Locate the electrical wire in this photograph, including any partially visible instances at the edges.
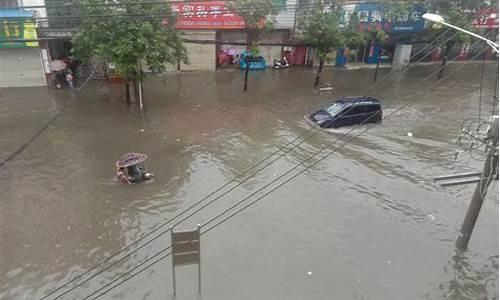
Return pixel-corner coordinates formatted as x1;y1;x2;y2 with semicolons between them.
7;0;379;11
71;32;493;300
11;0;429;29
0;107;66;168
80;41;492;300
199;41;493;232
19;1;339;22
37;7;474;298
40;16;473;300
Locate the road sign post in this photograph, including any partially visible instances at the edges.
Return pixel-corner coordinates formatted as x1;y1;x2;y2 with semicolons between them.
171;225;201;297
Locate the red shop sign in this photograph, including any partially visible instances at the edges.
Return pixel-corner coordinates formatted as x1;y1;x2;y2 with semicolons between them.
473;8;499;29
171;1;245;29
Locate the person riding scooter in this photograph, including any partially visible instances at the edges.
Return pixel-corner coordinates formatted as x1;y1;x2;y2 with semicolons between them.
273;57;290;69
115;153;154;184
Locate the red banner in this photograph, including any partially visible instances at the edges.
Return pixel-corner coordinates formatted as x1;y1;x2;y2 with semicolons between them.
473;8;499;29
171;1;245;29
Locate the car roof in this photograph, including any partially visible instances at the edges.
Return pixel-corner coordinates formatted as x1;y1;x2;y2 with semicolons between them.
334;96;380;105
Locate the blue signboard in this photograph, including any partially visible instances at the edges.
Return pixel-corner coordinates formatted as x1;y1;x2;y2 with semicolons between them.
351;3;425;33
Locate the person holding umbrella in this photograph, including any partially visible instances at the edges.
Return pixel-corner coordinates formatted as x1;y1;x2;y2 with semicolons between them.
49;59;67;89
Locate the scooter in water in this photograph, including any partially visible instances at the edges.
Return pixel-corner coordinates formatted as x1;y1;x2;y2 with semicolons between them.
116;152;154;184
273;57;290;69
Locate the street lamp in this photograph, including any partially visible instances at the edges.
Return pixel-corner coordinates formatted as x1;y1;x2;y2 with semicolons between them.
423;13;500;250
423;13;499;53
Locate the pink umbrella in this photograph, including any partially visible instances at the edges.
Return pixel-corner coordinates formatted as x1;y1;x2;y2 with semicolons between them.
49;60;67;72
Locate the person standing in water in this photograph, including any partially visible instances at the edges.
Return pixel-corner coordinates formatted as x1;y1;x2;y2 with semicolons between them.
117;167;131;184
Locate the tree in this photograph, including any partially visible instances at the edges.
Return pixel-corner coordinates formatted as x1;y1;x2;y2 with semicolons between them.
341;13;367;63
422;0;491;78
228;0;281;53
299;0;344;87
72;0;187;104
340;13;383;63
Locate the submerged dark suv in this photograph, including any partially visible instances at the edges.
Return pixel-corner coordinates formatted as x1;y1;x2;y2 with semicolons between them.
308;96;382;129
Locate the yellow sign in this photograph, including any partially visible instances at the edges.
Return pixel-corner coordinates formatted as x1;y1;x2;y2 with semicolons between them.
1;20;38;48
23;22;38;47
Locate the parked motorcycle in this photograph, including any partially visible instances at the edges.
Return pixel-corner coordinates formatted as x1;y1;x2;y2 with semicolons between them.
273;57;290;69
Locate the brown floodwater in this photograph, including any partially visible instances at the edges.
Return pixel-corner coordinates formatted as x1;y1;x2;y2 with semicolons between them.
0;64;498;300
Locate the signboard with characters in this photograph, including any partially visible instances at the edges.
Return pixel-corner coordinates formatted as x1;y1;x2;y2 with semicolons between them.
171;1;245;29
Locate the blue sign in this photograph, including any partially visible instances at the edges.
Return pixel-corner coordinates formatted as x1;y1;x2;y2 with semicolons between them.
351;3;425;33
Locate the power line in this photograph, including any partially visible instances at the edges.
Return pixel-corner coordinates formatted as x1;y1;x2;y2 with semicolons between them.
5;0;380;10
14;0;430;25
80;40;492;300
0;107;66;168
80;28;490;299
40;18;470;300
40;11;474;299
29;5;328;27
199;40;492;233
56;24;486;300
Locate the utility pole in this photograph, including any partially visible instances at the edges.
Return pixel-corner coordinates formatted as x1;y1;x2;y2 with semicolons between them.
456;116;499;250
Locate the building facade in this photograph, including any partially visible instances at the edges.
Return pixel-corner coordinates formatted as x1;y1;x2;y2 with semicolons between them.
0;2;46;87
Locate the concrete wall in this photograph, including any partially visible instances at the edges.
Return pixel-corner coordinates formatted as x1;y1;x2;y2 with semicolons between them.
392;44;413;69
0;48;46;87
22;0;47;19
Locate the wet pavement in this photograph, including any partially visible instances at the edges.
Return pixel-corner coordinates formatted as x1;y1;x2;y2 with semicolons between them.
0;64;498;300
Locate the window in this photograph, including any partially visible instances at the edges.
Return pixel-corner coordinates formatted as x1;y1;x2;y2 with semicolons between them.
345;105;364;115
0;0;17;7
361;104;380;113
325;103;346;116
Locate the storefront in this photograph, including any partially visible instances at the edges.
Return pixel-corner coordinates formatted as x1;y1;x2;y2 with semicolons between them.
172;1;245;71
216;29;290;68
0;9;46;87
339;3;425;65
173;1;297;70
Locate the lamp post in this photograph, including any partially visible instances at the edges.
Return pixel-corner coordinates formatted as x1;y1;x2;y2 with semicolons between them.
422;13;499;53
423;14;499;250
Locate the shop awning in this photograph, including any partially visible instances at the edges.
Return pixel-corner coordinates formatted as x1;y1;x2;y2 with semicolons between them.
0;8;34;18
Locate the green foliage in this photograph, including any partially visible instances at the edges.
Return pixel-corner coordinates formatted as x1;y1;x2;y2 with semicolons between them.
298;0;344;61
229;0;280;29
422;0;495;43
342;13;367;48
250;43;260;56
72;0;187;81
228;0;281;50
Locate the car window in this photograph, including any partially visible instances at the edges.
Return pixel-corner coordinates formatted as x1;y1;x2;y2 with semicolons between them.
345;105;364;115
362;104;380;113
325;103;346;116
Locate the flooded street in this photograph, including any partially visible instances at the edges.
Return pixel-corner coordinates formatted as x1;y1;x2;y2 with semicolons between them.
0;64;498;300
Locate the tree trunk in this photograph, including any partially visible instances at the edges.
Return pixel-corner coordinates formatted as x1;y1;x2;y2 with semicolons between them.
125;82;131;104
138;80;144;110
246;30;253;51
438;41;453;79
373;55;381;83
314;58;325;87
132;79;138;103
362;45;367;63
246;29;260;52
244;56;250;92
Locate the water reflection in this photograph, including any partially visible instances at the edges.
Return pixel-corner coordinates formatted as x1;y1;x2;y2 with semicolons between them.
0;64;497;299
436;250;498;300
